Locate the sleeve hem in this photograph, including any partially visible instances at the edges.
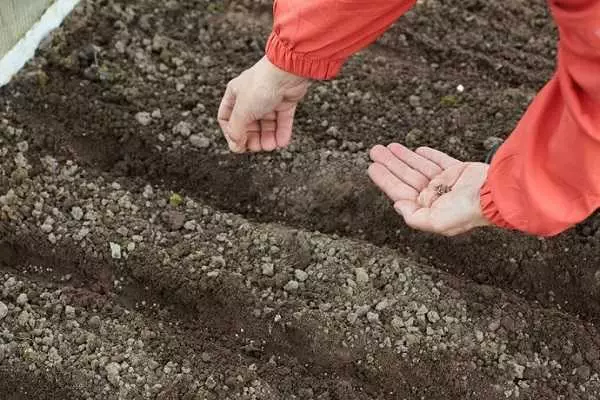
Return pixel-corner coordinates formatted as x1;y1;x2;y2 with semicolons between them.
480;180;515;230
265;32;345;80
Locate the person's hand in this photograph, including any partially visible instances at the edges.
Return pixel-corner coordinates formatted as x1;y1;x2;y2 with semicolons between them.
368;143;491;236
218;57;310;153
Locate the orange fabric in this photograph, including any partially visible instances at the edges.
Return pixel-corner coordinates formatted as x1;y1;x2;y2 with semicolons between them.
481;0;600;236
266;0;416;79
265;0;600;236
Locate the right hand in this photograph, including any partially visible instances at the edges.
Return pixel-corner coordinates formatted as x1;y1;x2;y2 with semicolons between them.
368;144;491;236
218;57;310;153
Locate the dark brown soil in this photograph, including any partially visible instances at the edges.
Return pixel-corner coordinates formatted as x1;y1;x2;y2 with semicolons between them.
1;0;600;399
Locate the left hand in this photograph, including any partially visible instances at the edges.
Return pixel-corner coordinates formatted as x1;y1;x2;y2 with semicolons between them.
368;143;491;236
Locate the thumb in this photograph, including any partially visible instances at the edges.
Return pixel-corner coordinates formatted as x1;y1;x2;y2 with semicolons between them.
227;102;253;153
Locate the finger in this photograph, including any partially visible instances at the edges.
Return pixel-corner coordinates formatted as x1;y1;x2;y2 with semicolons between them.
369;145;429;191
262;111;277;121
418;187;440;209
217;83;235;124
228;84;256;151
415;147;461;170
388;143;442;179
260;120;277;151
394;200;434;232
367;163;419;202
275;104;296;148
247;132;262;152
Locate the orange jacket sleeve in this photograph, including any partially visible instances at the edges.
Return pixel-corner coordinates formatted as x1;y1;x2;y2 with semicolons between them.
481;0;600;236
265;0;416;80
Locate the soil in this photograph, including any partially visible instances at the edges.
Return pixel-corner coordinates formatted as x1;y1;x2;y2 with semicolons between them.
1;0;600;399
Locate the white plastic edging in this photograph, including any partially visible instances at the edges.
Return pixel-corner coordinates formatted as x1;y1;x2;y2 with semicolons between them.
0;0;80;87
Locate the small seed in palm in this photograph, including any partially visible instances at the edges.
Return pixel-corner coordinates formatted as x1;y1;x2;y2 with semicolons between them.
434;184;451;196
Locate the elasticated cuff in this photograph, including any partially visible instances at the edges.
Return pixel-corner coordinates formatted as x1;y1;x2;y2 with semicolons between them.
479;180;514;230
265;32;344;80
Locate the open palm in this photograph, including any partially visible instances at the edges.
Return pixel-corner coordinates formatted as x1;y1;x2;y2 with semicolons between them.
368;143;490;236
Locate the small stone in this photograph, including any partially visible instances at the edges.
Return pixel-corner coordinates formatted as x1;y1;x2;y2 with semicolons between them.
17;311;30;327
173;121;192;137
576;365;591;381
347;312;358;325
488;320;501;332
205;375;217;390
501;316;516;332
355;268;369;284
366;312;380;324
135;112;152;126
162;211;185;230
426;310;440;323
374;299;388;311
262;263;274;277
408;95;420;107
201;352;212;362
456;84;465;93
284;280;299;292
16;293;28;305
41;223;53;233
391;316;404;331
74;227;90;241
71;206;84;220
65;306;76;319
109;242;122;259
105;362;121;386
16;141;29;152
183;220;197;231
0;302;7;320
189;135;210;148
294;269;308;282
88;316;101;329
475;330;484;342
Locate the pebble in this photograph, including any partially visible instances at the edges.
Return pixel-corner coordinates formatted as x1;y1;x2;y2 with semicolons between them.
426;310;440;323
488;320;501;332
284;280;299;292
16;293;28;305
262;263;274;277
294;269;308;282
205;375;217;390
17;311;30;327
375;299;389;311
355;268;369;284
366;312;380;324
390;315;404;331
173;121;192;137
0;302;7;320
162;211;185;230
135;112;152;126
16;141;29;152
71;206;84;220
105;362;121;386
189;135;210;148
183;220;196;231
65;306;76;319
346;312;358;324
110;242;122;259
475;330;484;342
88;316;101;329
576;365;591;381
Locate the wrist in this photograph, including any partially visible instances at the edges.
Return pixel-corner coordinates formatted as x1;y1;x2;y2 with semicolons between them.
258;56;310;90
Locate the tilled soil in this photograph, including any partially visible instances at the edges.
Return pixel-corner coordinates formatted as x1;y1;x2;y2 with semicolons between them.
1;0;600;399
